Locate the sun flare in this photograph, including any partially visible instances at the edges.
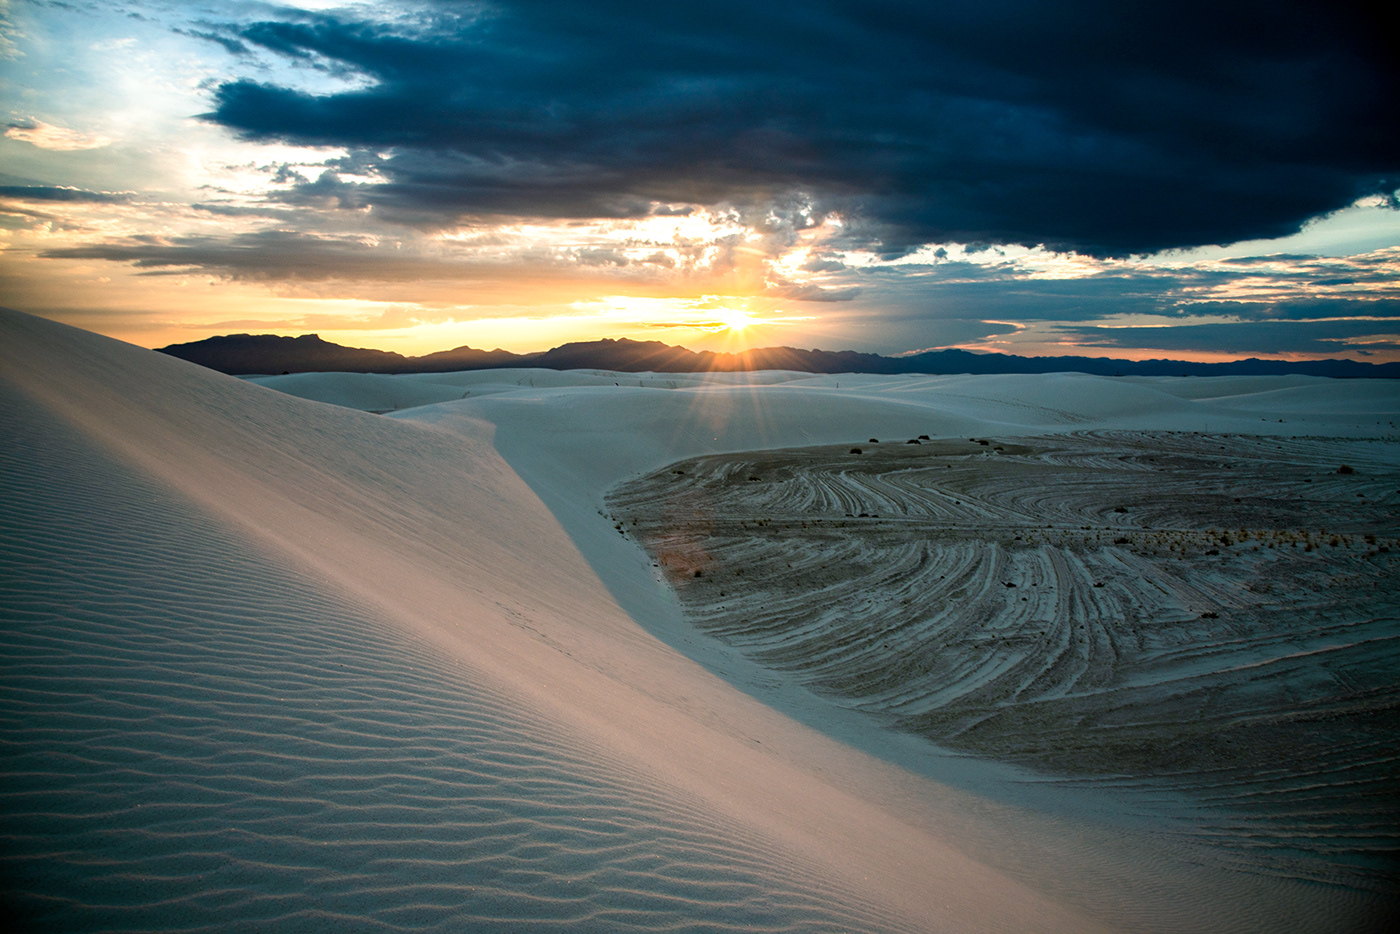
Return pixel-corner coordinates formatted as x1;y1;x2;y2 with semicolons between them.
715;309;762;332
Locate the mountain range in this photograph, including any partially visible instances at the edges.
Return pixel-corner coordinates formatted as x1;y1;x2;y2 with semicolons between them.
157;333;1400;379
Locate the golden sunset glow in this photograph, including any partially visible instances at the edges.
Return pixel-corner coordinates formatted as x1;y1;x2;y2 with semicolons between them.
714;309;760;332
1;0;1396;363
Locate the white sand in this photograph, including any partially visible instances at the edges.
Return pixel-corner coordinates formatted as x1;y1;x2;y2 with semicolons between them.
2;309;1395;931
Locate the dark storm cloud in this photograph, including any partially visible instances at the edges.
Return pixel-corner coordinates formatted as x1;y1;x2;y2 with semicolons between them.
202;1;1399;256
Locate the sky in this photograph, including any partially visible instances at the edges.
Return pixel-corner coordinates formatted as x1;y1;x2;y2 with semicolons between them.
2;0;1398;361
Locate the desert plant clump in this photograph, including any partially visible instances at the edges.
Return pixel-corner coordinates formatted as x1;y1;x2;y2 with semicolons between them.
1338;465;1355;474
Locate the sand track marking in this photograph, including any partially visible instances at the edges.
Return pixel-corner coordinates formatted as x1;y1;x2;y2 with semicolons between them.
609;430;1400;887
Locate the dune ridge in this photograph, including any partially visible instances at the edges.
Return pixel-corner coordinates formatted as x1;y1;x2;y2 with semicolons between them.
2;309;1120;932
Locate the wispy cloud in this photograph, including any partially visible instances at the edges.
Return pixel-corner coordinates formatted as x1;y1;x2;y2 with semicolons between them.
0;185;132;203
5;119;111;151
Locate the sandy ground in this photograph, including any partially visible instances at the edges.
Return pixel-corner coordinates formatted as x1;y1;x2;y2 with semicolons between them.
608;431;1400;887
3;308;1398;931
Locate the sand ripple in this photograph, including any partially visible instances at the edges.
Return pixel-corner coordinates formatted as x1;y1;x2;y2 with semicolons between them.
609;431;1400;890
0;384;908;932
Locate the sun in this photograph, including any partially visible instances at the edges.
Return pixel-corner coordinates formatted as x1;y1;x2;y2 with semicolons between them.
714;308;762;332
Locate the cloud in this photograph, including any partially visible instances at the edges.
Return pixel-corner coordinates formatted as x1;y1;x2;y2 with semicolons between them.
174;27;252;57
35;228;695;292
803;242;1400;355
1179;298;1400;322
1057;318;1400;356
197;1;1399;257
0;185;132;203
40;231;479;282
5;119;112;151
890;319;1024;349
0;1;19;62
767;282;861;302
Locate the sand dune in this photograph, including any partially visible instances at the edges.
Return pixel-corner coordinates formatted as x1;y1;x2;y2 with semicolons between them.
3;309;1397;931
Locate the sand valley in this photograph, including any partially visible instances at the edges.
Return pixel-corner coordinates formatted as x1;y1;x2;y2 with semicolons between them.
610;431;1400;885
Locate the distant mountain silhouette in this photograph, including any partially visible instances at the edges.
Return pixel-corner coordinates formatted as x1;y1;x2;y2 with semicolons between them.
157;333;1400;379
